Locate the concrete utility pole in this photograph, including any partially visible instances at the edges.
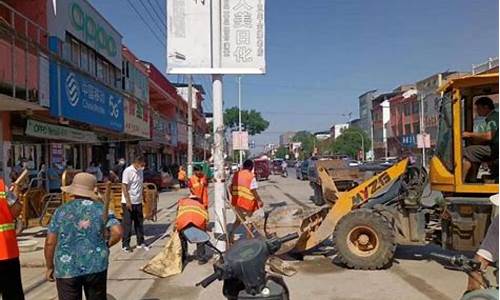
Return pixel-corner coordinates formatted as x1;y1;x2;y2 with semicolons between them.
187;75;193;177
238;75;243;166
420;93;426;168
211;0;226;252
212;74;226;251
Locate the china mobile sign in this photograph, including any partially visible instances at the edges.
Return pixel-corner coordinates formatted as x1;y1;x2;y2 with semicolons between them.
50;64;124;132
47;0;122;67
167;0;266;74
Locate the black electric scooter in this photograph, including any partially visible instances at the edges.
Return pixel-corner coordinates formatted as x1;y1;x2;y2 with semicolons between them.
183;227;298;300
430;253;498;300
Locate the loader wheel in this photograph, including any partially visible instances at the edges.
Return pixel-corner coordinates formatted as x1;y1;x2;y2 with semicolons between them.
333;209;395;270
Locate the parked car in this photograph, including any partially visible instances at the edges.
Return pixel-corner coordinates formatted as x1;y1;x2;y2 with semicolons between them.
144;168;173;190
271;159;285;175
299;159;310;180
347;160;362;167
254;158;270;181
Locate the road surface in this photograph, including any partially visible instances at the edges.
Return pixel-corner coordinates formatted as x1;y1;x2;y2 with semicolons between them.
23;168;469;299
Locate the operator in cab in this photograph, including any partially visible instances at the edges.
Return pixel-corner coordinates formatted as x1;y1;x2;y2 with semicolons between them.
188;165;209;209
462;97;499;182
176;194;209;265
229;159;264;244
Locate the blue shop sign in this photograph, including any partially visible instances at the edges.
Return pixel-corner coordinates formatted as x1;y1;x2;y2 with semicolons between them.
401;134;417;147
50;64;124;132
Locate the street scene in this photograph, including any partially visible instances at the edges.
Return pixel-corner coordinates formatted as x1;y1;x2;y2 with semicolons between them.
0;0;498;300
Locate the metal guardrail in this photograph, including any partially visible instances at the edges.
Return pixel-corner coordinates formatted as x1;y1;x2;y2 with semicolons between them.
0;0;49;103
472;57;499;75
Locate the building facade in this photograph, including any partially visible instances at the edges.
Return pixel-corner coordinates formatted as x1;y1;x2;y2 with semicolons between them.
358;90;377;136
279;131;295;146
330;123;349;140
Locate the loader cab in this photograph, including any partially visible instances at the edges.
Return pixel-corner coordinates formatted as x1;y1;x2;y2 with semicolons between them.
430;73;499;195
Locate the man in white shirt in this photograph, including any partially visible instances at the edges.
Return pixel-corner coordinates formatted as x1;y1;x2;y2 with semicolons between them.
121;156;147;252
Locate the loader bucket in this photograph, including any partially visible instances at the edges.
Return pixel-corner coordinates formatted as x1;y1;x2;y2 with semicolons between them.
249;206;329;255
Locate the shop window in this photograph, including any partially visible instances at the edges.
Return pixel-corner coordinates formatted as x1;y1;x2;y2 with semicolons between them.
412;102;419;114
414;122;420;133
97;58;104;81
89;50;96;77
102;61;109;85
71;38;80;67
80;45;89;73
405;124;411;134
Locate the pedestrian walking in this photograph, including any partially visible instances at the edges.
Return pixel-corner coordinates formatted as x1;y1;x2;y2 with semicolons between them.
44;173;122;300
121;156;148;252
177;166;187;188
188;165;209;209
176;194;209;265
0;178;25;300
228;159;264;244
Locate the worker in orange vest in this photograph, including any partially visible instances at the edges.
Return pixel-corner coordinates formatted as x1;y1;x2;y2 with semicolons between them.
0;177;24;299
176;194;209;265
188;165;209;209
177;166;187;188
229;159;263;244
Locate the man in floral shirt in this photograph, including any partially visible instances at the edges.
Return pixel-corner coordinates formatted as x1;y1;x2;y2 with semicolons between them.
44;173;122;300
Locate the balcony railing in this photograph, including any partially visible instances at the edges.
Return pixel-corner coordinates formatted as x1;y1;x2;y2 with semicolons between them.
0;1;49;103
472;57;499;75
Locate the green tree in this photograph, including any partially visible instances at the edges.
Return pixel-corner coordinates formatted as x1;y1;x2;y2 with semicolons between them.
292;131;317;158
329;127;371;158
224;107;270;135
274;146;289;159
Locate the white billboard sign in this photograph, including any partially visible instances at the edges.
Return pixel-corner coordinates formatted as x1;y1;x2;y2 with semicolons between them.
232;131;249;150
167;0;266;74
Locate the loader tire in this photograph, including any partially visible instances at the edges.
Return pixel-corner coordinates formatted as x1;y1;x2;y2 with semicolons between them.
333;209;395;270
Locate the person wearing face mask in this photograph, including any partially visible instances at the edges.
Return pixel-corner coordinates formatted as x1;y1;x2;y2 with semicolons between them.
121;156;148;252
110;158;126;183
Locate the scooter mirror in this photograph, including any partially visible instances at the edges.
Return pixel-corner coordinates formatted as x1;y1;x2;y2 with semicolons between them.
182;227;210;244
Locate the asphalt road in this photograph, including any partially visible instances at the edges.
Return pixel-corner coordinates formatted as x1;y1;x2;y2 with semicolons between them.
25;169;471;300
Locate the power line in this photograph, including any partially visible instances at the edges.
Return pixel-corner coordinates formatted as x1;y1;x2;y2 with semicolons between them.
154;0;167;19
126;0;165;48
138;0;166;38
147;0;167;30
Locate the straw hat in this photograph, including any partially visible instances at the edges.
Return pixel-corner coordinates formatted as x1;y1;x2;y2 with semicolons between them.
61;172;98;200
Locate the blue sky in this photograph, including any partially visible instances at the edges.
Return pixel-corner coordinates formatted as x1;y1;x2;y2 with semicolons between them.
89;0;498;151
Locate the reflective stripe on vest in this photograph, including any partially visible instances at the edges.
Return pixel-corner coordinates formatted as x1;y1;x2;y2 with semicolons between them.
0;223;15;232
231;186;255;201
178;206;208;220
0;191;6;197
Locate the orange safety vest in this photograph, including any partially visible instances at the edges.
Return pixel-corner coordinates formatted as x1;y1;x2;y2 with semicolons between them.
0;178;19;260
189;175;208;209
231;170;258;213
176;198;208;232
178;170;187;181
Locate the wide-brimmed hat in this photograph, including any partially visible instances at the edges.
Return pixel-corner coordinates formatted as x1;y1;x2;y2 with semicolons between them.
61;172;98;200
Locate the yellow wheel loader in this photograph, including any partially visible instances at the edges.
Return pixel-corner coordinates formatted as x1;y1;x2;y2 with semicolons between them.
259;73;499;270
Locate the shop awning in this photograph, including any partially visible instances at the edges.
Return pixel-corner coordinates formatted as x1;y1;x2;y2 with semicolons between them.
0;94;48;112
